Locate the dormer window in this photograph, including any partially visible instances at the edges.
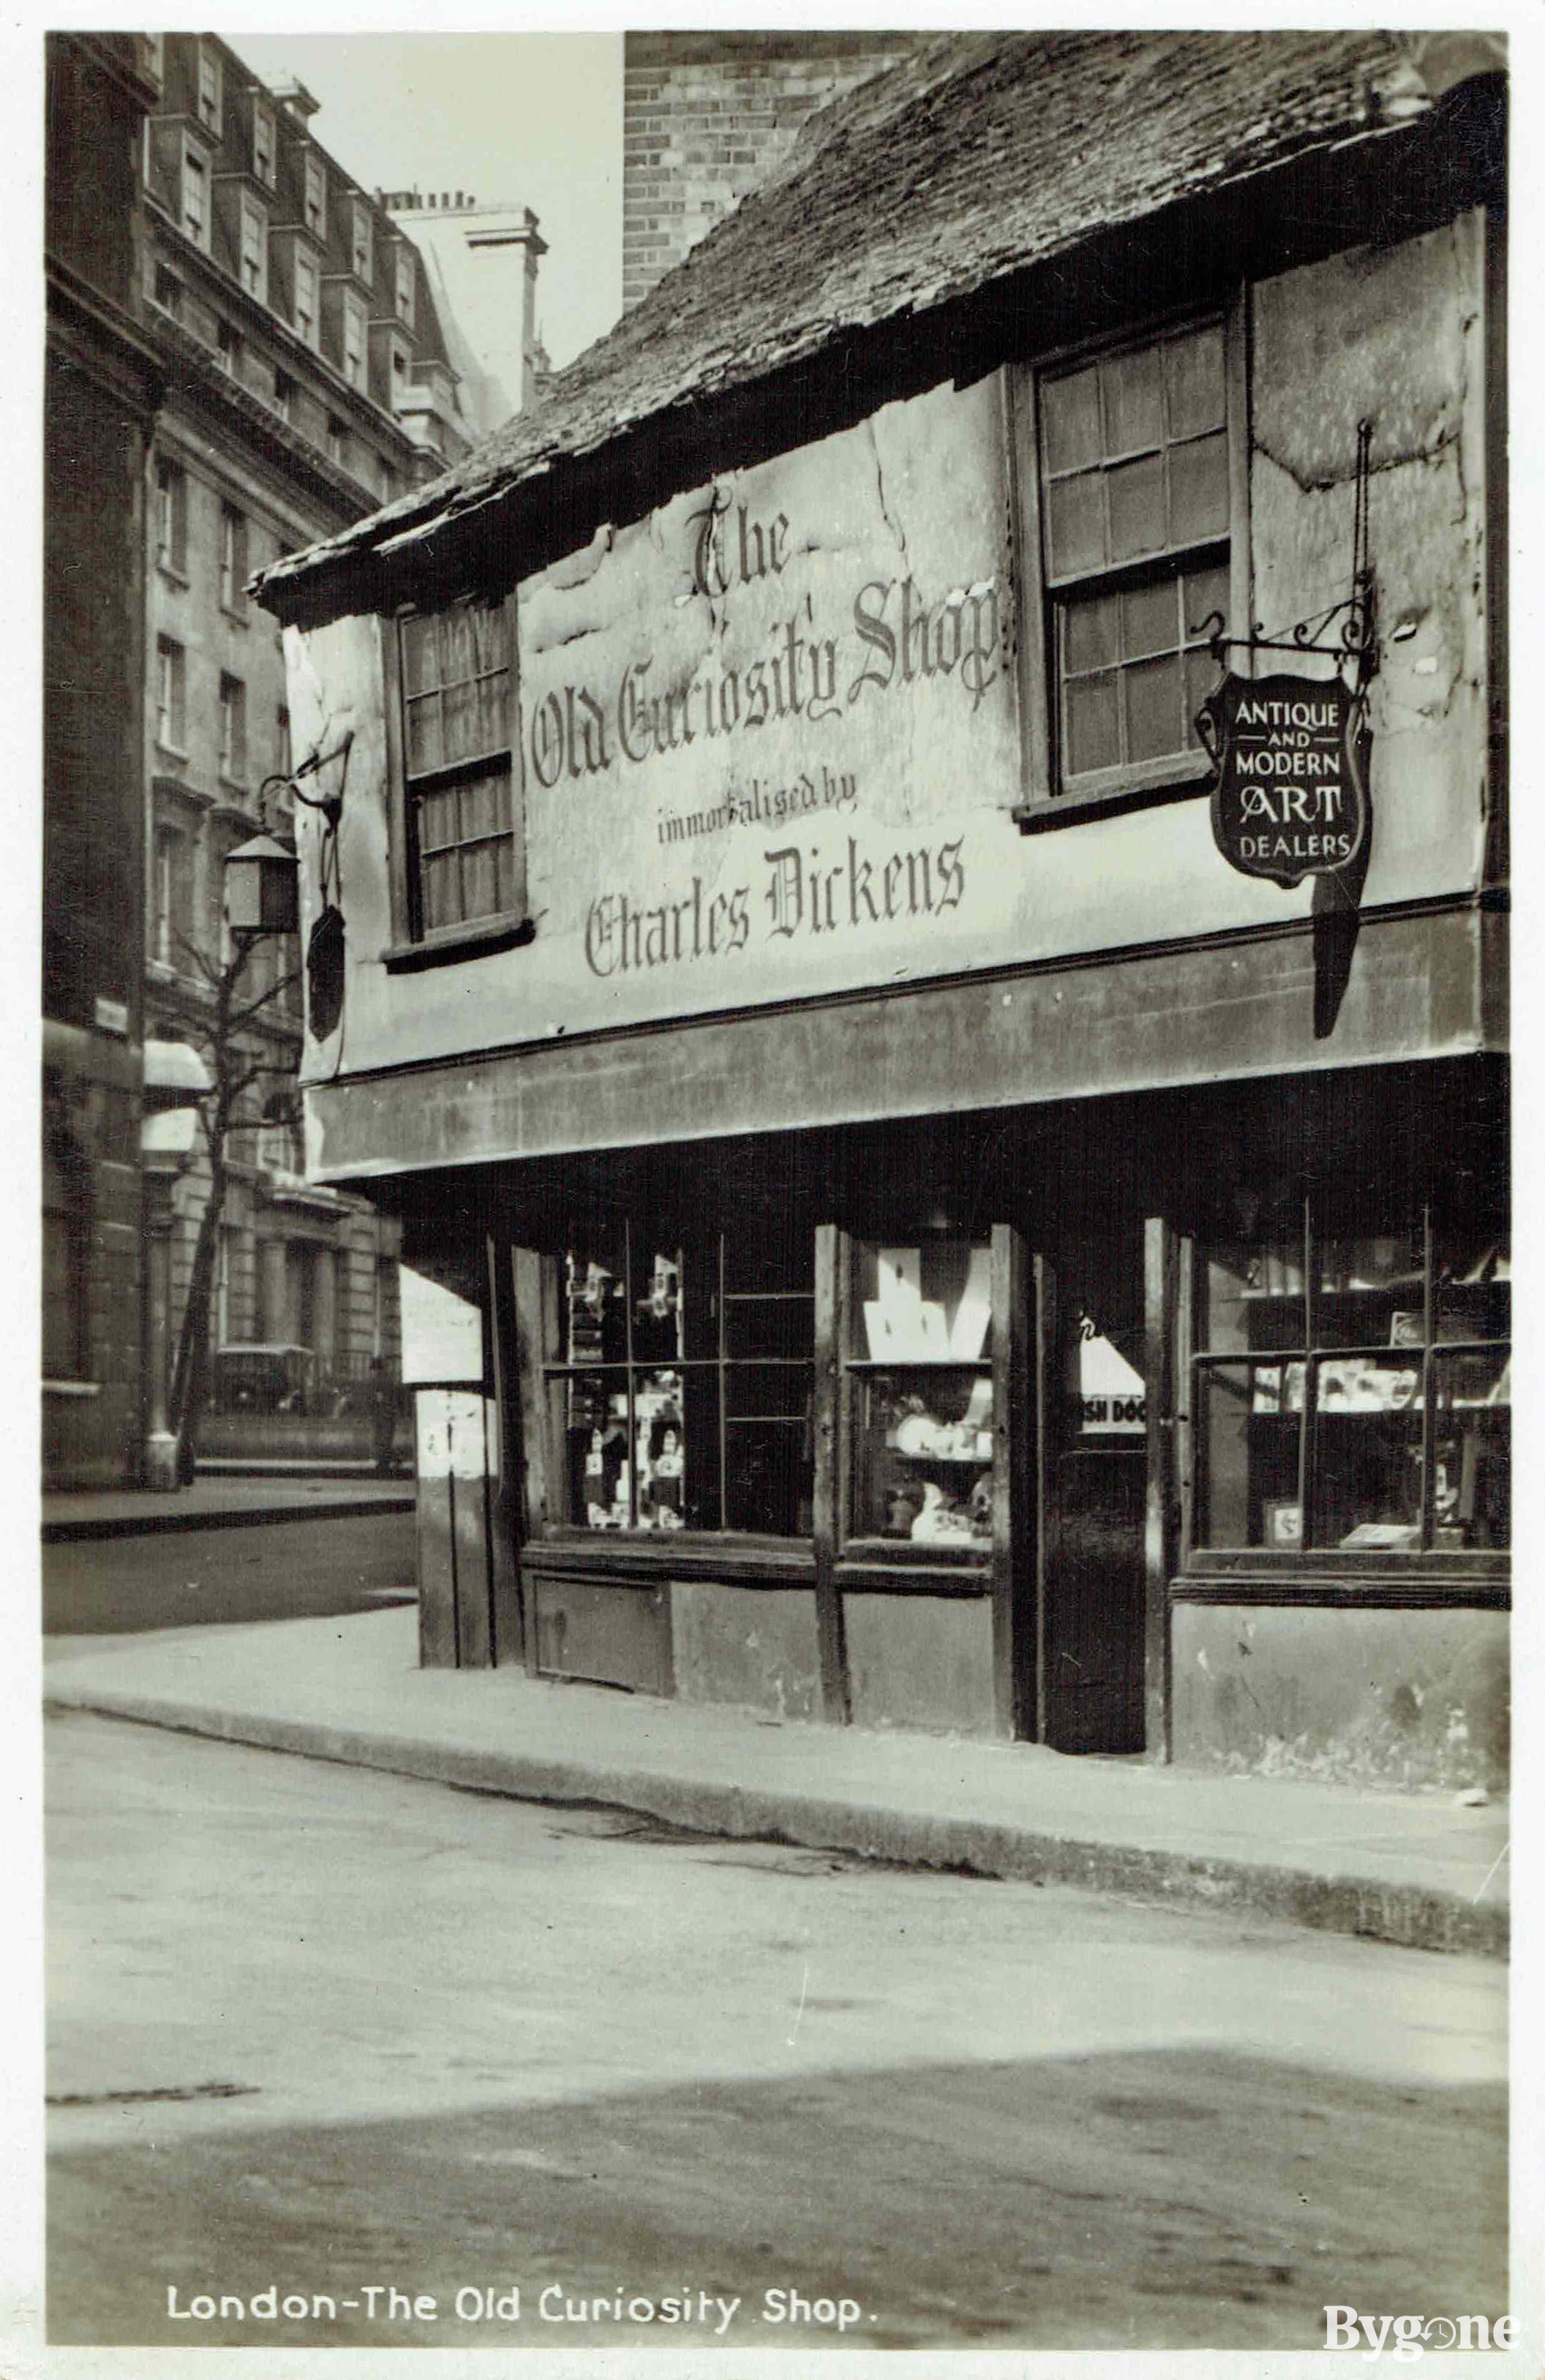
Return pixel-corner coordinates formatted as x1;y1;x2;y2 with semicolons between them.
181;144;209;249
304;153;328;239
342;287;366;388
195;39;222;135
350;196;373;284
252;94;276;188
239;195;268;301
293;249;320;350
394;247;416;329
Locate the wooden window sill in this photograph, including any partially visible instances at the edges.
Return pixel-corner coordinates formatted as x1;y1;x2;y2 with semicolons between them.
381;915;535;974
1014;758;1212;835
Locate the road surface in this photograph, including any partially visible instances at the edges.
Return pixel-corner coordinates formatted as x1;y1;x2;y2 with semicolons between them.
46;1711;1508;2351
42;1507;416;1636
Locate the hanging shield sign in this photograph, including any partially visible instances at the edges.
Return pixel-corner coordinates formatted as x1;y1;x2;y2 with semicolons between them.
1198;671;1370;889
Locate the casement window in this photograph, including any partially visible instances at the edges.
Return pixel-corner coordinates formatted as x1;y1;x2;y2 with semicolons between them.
544;1227;815;1537
1015;309;1245;822
218;672;247;783
151;263;181;319
239;196;268;300
341;288;366;388
350;197;373;285
394;246;416;329
154;636;186;750
272;367;296;422
215;317;242;377
1189;1205;1510;1562
394;598;525;941
293;248;320;350
251;94;276;189
302;153;328;238
195;39;222;135
326;415;348;467
181;143;209;249
154;458;187;575
218;502;248;613
141;34;164;94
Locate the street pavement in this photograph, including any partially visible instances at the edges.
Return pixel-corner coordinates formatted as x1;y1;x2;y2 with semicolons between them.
45;1710;1508;2353
42;1507;416;1637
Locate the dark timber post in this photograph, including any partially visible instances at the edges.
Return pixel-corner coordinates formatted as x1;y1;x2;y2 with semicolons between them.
811;1221;849;1724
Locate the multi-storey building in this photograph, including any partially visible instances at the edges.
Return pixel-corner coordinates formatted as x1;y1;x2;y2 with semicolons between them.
259;32;1508;1790
135;35;533;1445
44;34;163;1489
380;192;552;437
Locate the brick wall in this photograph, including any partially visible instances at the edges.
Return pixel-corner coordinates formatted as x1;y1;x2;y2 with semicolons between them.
623;32;917;312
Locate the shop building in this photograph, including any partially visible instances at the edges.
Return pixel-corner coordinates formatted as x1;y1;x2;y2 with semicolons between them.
257;34;1508;1785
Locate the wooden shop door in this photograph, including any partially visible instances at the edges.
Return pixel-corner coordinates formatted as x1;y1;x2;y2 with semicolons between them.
1031;1262;1147;1752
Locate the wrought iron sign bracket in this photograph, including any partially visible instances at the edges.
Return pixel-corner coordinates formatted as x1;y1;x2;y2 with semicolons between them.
1193;419;1380;696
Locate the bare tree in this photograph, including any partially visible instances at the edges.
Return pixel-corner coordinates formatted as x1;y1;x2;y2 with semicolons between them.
165;930;299;1482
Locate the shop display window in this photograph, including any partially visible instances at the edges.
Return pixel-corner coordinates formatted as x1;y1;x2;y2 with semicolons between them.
846;1239;994;1550
1192;1210;1508;1555
544;1225;813;1537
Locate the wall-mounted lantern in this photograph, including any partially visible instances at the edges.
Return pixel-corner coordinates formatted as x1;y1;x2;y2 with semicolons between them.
222;733;353;939
224;829;300;935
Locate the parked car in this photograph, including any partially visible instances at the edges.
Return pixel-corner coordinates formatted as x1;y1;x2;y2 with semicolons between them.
211;1343;317;1417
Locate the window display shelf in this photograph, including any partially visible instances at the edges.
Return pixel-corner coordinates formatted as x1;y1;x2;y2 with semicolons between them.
846;1357;993;1372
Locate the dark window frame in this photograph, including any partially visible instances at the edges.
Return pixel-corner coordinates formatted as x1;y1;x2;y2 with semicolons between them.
383;592;531;965
539;1224;816;1546
1010;293;1250;831
1184;1200;1510;1578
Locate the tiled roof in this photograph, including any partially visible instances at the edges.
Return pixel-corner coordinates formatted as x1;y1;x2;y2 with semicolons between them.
255;29;1461;609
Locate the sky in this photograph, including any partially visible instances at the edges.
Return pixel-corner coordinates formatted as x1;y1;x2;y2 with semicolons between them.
230;34;625;370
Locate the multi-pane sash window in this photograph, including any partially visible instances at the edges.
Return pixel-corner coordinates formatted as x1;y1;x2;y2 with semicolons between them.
546;1227;815;1537
293;249;319;350
152;821;192;965
239;198;267;299
1191;1207;1510;1556
219;503;247;612
394;248;416;328
342;290;366;388
350;197;373;284
251;97;275;188
195;41;221;133
1039;320;1232;794
399;600;523;935
154;636;186;750
218;673;247;783
181;145;209;249
303;154;327;238
155;459;187;575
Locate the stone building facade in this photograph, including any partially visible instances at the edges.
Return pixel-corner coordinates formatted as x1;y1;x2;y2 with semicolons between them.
44;34;164;1488
45;31;546;1483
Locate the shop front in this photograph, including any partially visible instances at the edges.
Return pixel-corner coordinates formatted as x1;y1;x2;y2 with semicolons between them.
257;34;1507;1782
